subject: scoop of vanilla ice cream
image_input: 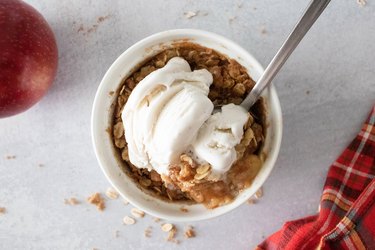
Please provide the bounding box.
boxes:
[122,57,250,176]
[122,57,214,174]
[192,104,249,174]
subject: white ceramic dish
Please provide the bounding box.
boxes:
[91,29,282,222]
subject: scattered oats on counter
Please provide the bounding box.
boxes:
[160,223,179,243]
[87,193,105,211]
[153,217,161,223]
[64,197,80,205]
[123,216,136,225]
[184,11,198,19]
[5,155,16,160]
[105,187,119,200]
[167,227,178,243]
[255,187,263,199]
[123,199,129,205]
[184,226,195,238]
[76,15,111,36]
[247,198,256,205]
[0,207,6,214]
[357,0,366,6]
[131,208,145,218]
[260,25,267,35]
[248,186,264,204]
[229,16,237,24]
[161,223,174,232]
[144,226,152,238]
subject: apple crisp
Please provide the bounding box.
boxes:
[111,42,266,209]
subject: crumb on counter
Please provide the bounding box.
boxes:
[76,15,111,35]
[247,198,256,205]
[64,197,80,205]
[144,226,152,238]
[255,187,263,199]
[260,25,267,35]
[167,226,178,243]
[357,0,366,6]
[131,207,145,218]
[161,223,174,232]
[153,217,161,223]
[229,16,237,24]
[123,216,136,225]
[105,187,119,200]
[184,225,196,238]
[184,11,198,19]
[87,193,105,211]
[97,15,111,23]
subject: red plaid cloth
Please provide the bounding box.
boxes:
[257,105,375,250]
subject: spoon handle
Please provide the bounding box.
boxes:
[241,0,331,110]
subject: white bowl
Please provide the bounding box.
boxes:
[91,29,282,222]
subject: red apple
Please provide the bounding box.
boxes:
[0,0,58,118]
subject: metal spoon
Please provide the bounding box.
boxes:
[241,0,331,110]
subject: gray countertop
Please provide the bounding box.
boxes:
[1,0,374,249]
